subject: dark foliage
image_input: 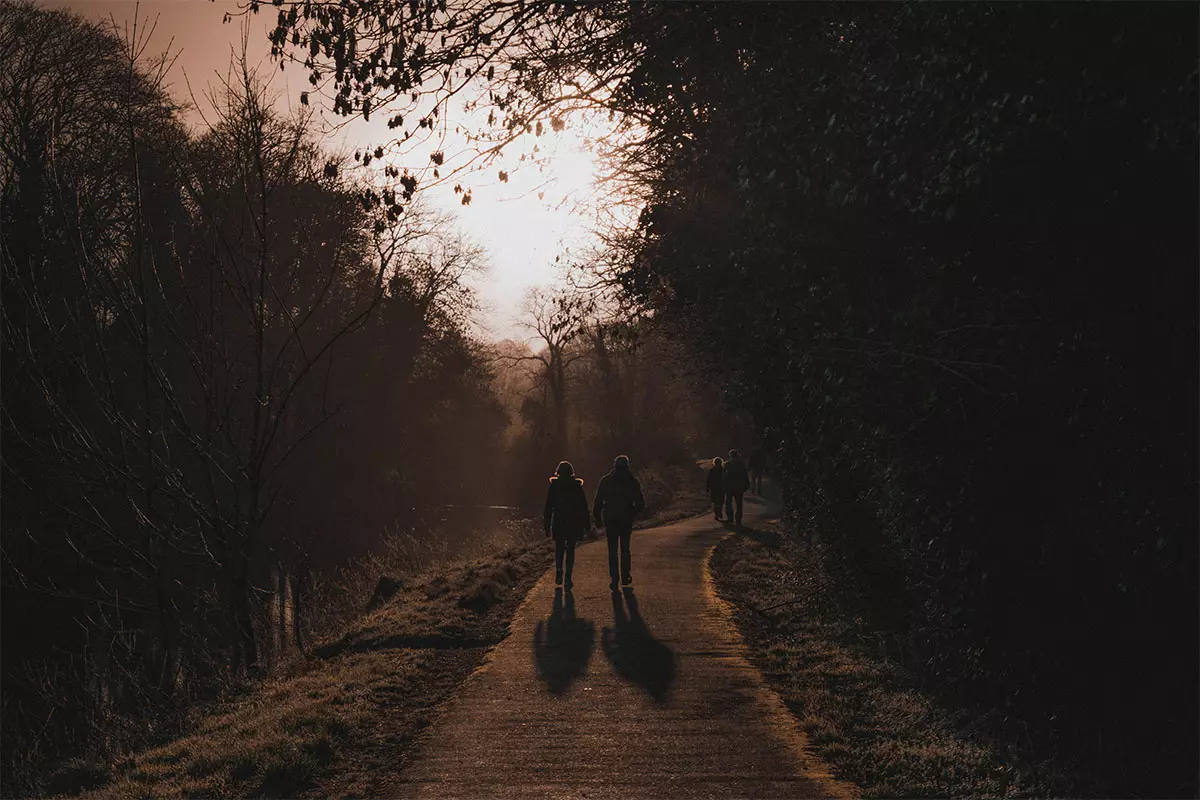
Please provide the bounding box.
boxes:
[603,5,1198,795]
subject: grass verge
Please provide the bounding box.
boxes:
[80,539,551,799]
[710,515,1067,798]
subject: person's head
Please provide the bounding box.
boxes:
[713,456,723,467]
[613,454,630,469]
[729,448,740,459]
[556,460,575,478]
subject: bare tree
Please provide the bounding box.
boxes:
[512,288,592,453]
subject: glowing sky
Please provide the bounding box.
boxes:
[48,0,613,339]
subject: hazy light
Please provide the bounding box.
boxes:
[52,0,634,339]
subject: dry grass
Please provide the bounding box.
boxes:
[79,538,552,799]
[710,517,1058,799]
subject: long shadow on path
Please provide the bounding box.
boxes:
[533,588,595,695]
[602,588,676,704]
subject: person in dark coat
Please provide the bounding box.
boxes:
[706,457,726,520]
[543,461,591,589]
[593,454,646,591]
[723,449,751,526]
[748,449,766,495]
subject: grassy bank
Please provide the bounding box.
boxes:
[64,462,705,798]
[710,514,1067,798]
[77,538,551,798]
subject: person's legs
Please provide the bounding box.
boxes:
[724,491,734,520]
[618,523,633,584]
[554,539,565,584]
[606,531,620,589]
[713,500,722,520]
[734,491,745,526]
[563,539,576,587]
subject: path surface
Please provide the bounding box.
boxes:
[389,496,856,799]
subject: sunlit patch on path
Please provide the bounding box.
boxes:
[387,502,858,799]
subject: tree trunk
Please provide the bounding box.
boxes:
[291,565,306,653]
[276,561,288,657]
[231,567,259,676]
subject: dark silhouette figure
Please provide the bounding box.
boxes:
[723,449,750,526]
[602,588,676,704]
[533,588,595,695]
[748,449,766,495]
[706,457,726,520]
[593,454,646,591]
[543,460,592,588]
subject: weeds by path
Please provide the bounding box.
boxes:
[710,518,1069,798]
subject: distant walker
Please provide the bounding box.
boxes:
[723,449,750,526]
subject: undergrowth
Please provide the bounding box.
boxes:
[710,516,1070,799]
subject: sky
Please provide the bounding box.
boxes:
[47,0,616,339]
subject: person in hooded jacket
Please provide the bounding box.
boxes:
[592,454,646,591]
[543,461,592,589]
[723,448,751,526]
[706,457,726,520]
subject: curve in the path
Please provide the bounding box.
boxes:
[390,496,857,799]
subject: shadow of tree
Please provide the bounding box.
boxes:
[602,588,676,704]
[533,588,595,695]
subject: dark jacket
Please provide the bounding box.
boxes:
[593,466,645,526]
[544,476,592,541]
[706,464,725,502]
[723,457,750,494]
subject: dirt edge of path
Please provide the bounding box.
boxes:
[701,539,861,800]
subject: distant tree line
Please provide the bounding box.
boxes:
[0,2,510,788]
[270,1,1197,794]
[495,288,733,511]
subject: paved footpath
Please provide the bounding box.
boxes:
[389,495,857,799]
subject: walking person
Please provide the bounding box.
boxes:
[706,457,726,520]
[723,449,750,526]
[748,449,766,495]
[593,454,646,591]
[543,461,591,589]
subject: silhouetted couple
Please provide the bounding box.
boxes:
[707,449,750,526]
[543,455,646,591]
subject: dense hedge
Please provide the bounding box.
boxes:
[611,4,1197,794]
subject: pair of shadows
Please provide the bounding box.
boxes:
[532,588,676,703]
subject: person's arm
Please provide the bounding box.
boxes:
[579,485,592,532]
[543,484,554,536]
[592,477,605,527]
[632,478,646,516]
